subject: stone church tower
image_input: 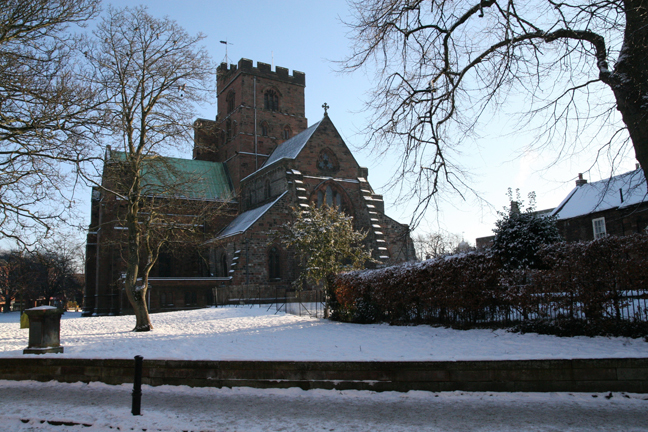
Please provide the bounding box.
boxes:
[84,58,415,316]
[193,58,308,190]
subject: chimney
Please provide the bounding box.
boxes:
[510,200,520,215]
[575,173,588,187]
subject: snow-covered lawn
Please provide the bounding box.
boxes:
[1,306,647,360]
[2,307,648,431]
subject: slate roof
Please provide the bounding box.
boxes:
[551,168,647,220]
[108,151,233,201]
[215,191,288,239]
[261,120,322,169]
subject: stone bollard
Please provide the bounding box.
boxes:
[132,355,143,415]
[23,306,64,354]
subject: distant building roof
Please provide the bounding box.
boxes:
[214,192,288,240]
[108,150,233,201]
[551,168,647,220]
[261,120,322,169]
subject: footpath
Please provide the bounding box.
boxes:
[2,379,648,431]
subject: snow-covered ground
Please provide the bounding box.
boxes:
[2,306,648,431]
[2,379,648,431]
[1,306,647,361]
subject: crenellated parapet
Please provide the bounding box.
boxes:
[217,58,306,90]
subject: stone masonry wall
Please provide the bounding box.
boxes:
[1,357,647,393]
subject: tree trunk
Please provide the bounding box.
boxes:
[613,0,648,181]
[123,192,153,332]
[132,286,152,331]
[124,273,153,332]
[324,275,338,319]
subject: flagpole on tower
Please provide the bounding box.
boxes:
[220,39,233,64]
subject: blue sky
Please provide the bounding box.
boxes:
[86,0,637,245]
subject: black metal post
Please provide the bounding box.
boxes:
[132,355,143,415]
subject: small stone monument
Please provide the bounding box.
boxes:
[23,306,64,354]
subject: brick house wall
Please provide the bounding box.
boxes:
[557,204,648,242]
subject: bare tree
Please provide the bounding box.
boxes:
[413,231,462,260]
[0,0,100,244]
[85,7,215,331]
[0,250,38,312]
[342,0,648,227]
[0,248,81,312]
[36,235,85,306]
[0,256,17,312]
[32,249,82,307]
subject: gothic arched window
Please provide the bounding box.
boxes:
[226,119,232,141]
[315,183,350,214]
[282,125,292,139]
[220,253,228,277]
[215,251,228,277]
[157,251,172,277]
[268,246,281,280]
[261,121,269,137]
[264,90,279,111]
[264,179,271,200]
[226,91,235,113]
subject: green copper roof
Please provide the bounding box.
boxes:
[108,151,233,201]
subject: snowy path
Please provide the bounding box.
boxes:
[1,380,647,431]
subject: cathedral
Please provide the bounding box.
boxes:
[84,58,415,315]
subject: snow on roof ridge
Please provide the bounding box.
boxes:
[553,168,646,220]
[213,191,288,240]
[260,121,322,168]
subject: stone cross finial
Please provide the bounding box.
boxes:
[322,102,329,115]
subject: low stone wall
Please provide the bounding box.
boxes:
[1,358,646,393]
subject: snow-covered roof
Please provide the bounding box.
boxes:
[261,120,322,169]
[551,168,647,220]
[214,192,287,239]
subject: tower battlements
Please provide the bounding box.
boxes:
[217,58,306,88]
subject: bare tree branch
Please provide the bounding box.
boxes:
[341,0,648,228]
[0,0,101,244]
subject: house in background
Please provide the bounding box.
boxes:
[551,167,648,241]
[475,166,648,248]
